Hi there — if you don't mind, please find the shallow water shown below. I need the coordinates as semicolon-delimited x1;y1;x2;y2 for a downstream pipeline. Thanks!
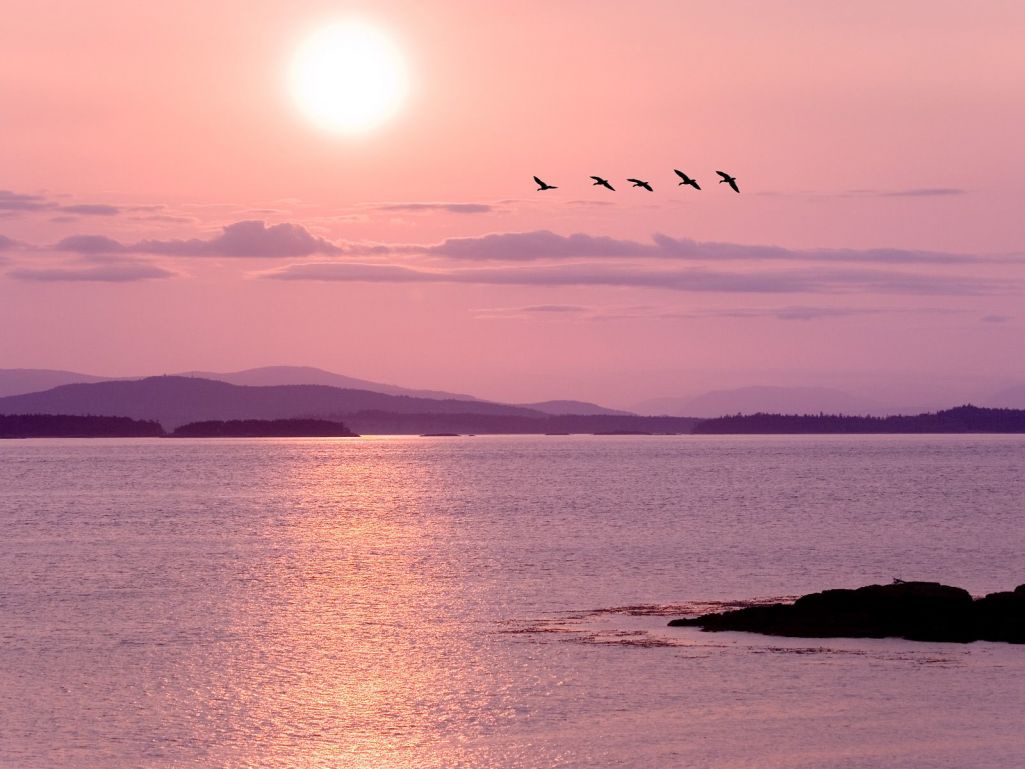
1;435;1024;767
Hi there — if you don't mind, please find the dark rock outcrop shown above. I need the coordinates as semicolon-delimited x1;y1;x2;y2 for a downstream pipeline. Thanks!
668;581;1025;643
972;585;1025;643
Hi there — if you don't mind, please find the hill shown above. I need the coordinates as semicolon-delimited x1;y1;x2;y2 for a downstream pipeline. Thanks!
0;377;544;429
0;377;699;434
516;399;633;416
693;405;1025;434
0;413;163;438
172;418;358;437
0;369;110;398
177;365;480;402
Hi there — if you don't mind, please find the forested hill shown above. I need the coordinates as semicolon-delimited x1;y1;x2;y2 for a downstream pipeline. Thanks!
693;405;1025;434
0;413;164;438
172;419;358;437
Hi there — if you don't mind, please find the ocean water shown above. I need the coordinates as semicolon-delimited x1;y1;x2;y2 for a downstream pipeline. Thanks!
1;435;1024;768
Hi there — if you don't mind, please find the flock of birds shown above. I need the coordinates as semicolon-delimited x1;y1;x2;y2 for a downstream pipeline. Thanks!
533;169;740;194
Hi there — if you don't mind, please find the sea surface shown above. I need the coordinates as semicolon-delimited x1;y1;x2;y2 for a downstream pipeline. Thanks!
1;435;1024;768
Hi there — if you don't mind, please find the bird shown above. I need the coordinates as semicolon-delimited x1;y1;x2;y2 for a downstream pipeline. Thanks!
627;178;653;191
716;170;740;193
674;169;701;190
590;176;615;191
533;176;557;191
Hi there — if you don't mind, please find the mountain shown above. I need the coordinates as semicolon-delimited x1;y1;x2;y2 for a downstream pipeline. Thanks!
177;365;480;402
0;366;635;417
0;377;542;429
983;384;1025;410
0;368;109;398
0;376;699;434
0;365;479;403
516;399;633;416
634;386;887;418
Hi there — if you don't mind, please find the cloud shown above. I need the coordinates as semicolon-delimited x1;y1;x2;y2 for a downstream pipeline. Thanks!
138;220;341;257
335;229;1013;266
262;261;1005;296
133;213;196;224
981;314;1012;323
55;220;341;258
478;304;970;322
423;231;654;260
48;224;1019;269
60;203;121;216
0;234;19;251
476;304;590;317
847;188;967;198
8;263;176;282
0;190;127;217
701;306;885;321
0;190;51;212
371;202;494;214
515;304;589;313
55;234;127;254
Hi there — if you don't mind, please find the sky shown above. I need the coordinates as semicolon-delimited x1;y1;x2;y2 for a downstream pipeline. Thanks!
2;0;1024;408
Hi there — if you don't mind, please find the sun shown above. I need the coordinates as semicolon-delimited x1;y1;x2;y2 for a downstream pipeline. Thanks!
289;20;408;134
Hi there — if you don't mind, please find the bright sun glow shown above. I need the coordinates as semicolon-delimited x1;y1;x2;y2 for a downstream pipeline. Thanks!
290;20;408;134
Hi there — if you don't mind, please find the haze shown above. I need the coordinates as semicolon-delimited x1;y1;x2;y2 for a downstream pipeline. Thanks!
2;1;1024;408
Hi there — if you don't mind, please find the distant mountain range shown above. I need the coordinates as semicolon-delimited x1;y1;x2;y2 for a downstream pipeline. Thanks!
177;365;481;401
5;367;1025;423
0;366;627;417
517;399;632;416
0;376;691;434
0;366;479;401
0;368;110;398
0;377;539;429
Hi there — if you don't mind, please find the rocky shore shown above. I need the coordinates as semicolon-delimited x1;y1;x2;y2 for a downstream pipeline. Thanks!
668;581;1025;643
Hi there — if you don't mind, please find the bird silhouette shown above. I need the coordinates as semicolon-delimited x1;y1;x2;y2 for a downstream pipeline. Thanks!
533;176;558;191
716;170;740;193
590;176;615;191
627;178;653;191
674;169;701;190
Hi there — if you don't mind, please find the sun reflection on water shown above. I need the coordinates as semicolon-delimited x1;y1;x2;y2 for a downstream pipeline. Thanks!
203;440;479;767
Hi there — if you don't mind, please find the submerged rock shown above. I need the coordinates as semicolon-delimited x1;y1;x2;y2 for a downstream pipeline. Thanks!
668;581;1025;643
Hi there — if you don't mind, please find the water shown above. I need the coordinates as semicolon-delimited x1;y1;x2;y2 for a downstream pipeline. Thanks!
1;435;1024;768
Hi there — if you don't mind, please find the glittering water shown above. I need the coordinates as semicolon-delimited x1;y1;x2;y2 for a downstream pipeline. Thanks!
2;435;1024;768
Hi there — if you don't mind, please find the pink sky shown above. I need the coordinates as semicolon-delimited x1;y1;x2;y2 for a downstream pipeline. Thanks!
2;1;1024;407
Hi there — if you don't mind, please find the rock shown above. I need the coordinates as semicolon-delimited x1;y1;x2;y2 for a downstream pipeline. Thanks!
668;581;1025;643
973;587;1025;643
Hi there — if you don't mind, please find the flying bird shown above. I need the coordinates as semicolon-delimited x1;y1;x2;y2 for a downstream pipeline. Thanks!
533;176;558;191
627;178;653;191
590;176;615;191
674;169;701;190
716;170;740;193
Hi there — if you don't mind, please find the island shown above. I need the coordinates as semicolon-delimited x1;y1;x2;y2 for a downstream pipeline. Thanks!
0;413;164;438
692;405;1025;434
668;581;1025;643
171;418;358;437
